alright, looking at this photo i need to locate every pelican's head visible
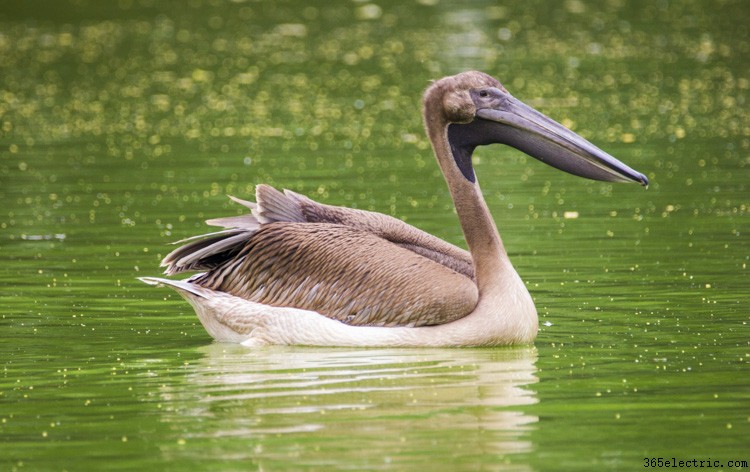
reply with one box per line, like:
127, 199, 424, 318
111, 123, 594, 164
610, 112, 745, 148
424, 71, 649, 186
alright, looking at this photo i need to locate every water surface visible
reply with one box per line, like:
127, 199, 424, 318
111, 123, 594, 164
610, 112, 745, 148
1, 0, 748, 470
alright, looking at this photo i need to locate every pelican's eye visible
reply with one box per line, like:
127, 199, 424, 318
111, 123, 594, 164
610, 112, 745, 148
478, 90, 489, 98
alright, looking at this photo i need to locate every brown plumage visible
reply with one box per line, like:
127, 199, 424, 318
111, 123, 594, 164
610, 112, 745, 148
164, 185, 478, 327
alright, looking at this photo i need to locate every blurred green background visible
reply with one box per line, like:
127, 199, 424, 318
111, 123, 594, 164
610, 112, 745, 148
1, 0, 748, 470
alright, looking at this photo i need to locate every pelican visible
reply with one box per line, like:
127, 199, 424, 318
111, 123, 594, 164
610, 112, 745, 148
140, 71, 647, 347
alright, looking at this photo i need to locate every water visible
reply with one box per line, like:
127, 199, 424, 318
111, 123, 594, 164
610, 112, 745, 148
2, 0, 748, 470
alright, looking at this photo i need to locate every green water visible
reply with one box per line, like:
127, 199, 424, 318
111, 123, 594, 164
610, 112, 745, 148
1, 0, 748, 470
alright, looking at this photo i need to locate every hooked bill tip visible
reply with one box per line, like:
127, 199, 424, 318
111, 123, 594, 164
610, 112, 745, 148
637, 173, 649, 187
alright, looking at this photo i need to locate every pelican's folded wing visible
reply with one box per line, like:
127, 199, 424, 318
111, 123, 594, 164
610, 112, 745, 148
258, 185, 475, 280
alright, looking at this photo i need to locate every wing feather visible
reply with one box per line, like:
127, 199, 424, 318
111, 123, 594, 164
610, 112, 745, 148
193, 223, 478, 327
162, 230, 250, 275
269, 185, 474, 279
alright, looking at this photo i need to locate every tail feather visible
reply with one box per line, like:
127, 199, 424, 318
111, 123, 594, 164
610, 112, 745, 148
139, 276, 210, 298
205, 214, 258, 229
227, 195, 257, 211
160, 185, 310, 276
255, 184, 306, 224
170, 228, 246, 245
162, 230, 250, 275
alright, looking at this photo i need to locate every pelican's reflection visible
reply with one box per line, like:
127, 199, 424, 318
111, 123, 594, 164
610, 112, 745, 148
158, 346, 538, 468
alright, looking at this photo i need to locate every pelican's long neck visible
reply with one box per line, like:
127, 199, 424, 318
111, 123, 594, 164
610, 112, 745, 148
423, 108, 509, 292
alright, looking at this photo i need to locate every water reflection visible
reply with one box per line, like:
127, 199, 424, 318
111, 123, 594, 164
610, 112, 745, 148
158, 345, 538, 468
